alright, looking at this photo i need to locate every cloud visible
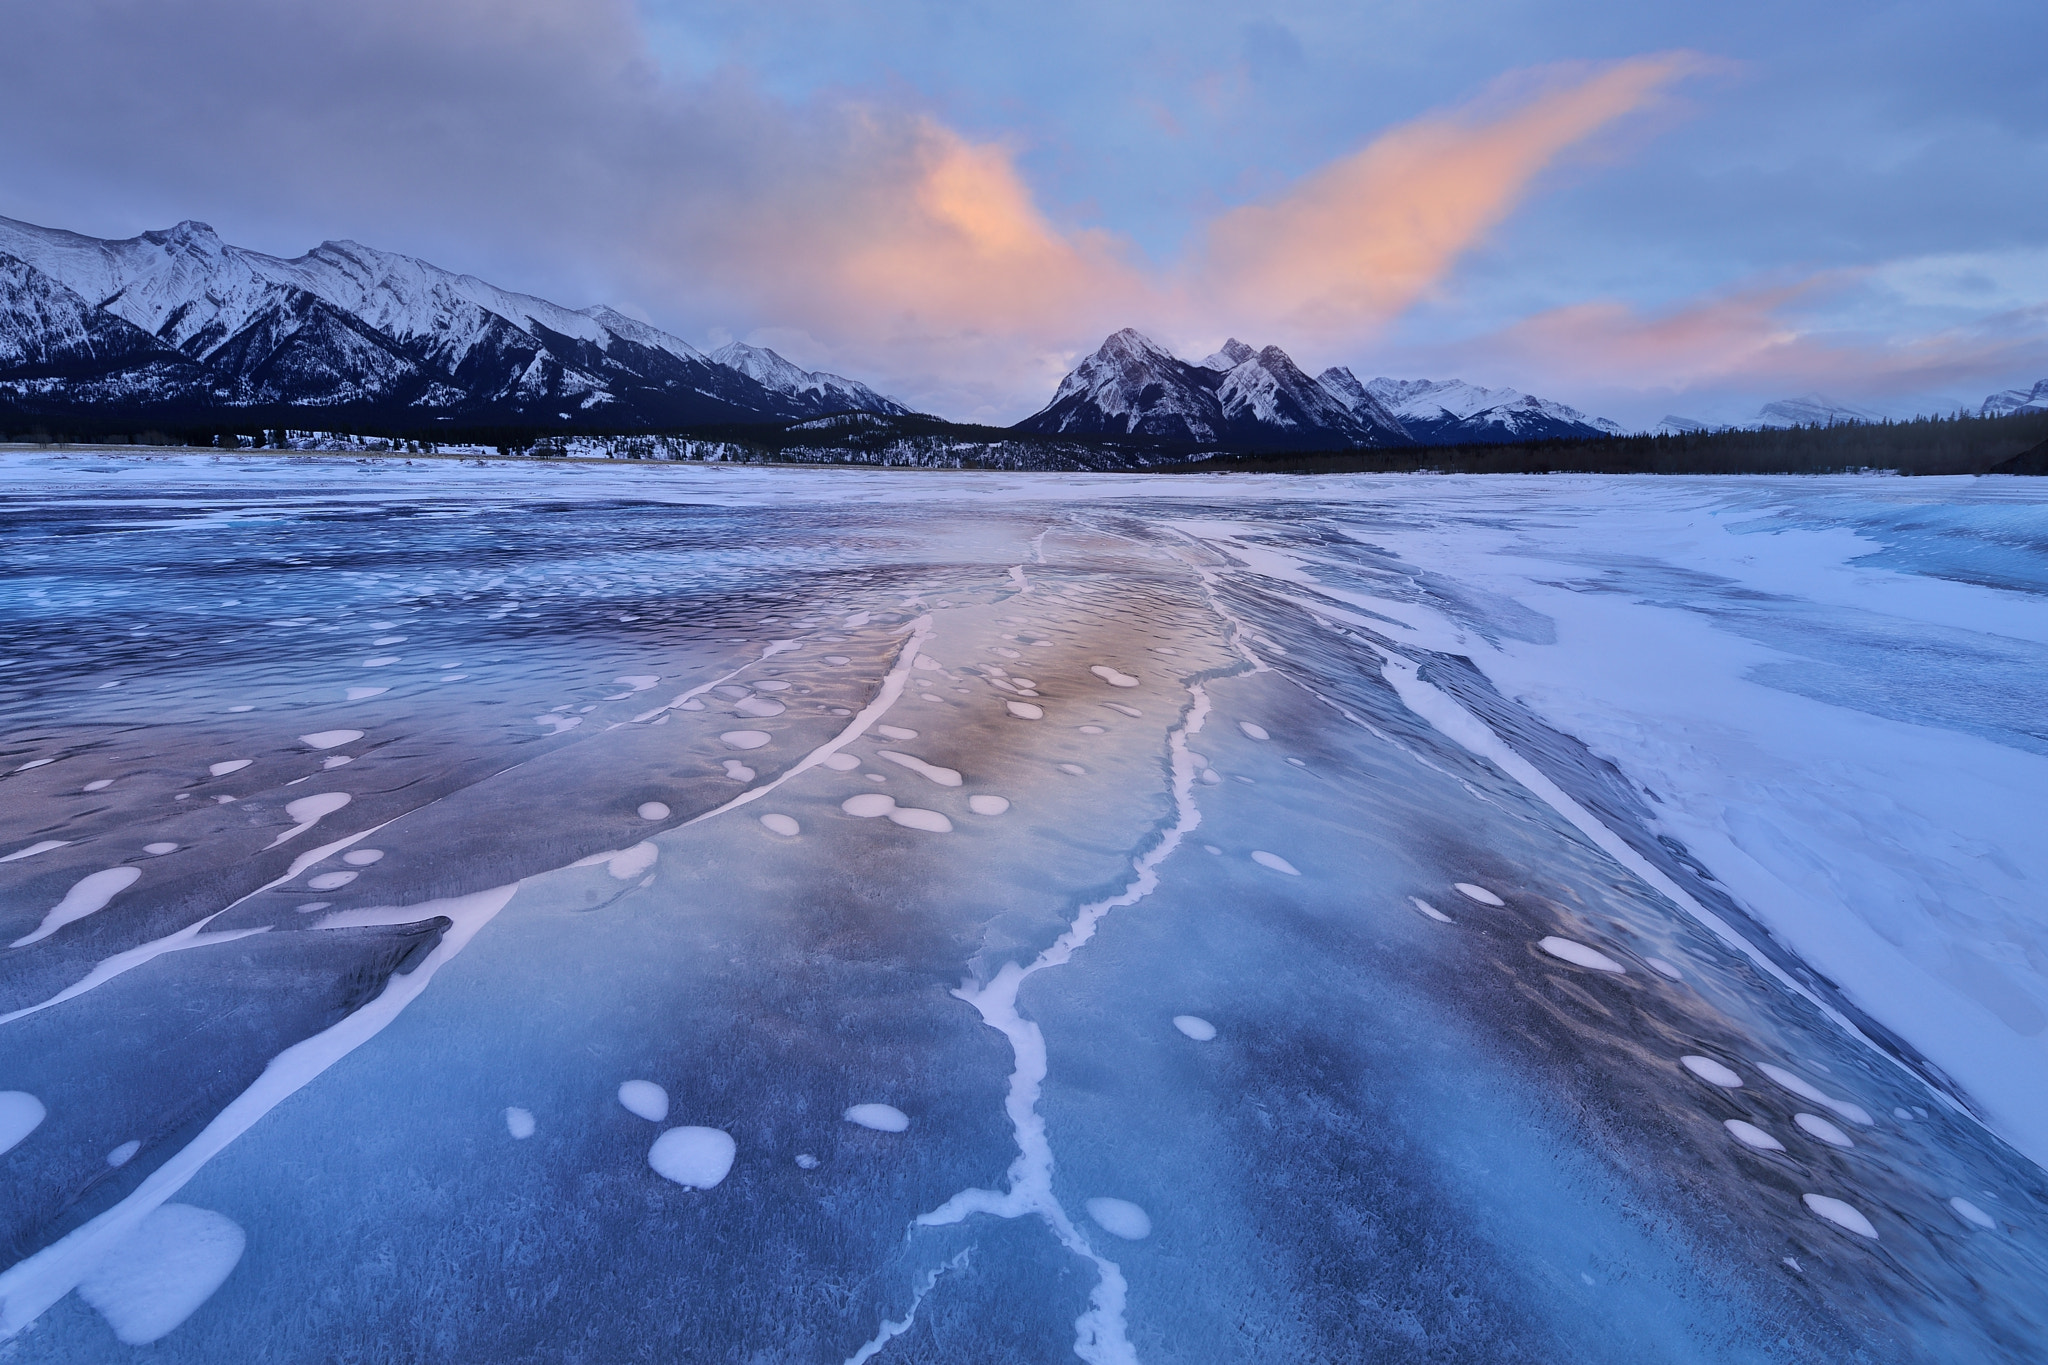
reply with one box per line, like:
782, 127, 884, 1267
0, 1, 1713, 418
1190, 54, 1718, 345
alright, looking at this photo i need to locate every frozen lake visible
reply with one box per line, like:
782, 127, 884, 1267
1, 452, 2044, 1362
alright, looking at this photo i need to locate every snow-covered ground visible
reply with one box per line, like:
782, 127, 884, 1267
0, 452, 2042, 1362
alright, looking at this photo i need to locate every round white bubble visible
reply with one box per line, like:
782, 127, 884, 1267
649, 1127, 736, 1189
844, 1103, 910, 1132
1681, 1055, 1744, 1088
618, 1080, 669, 1122
1086, 1197, 1152, 1240
1173, 1015, 1217, 1041
637, 801, 671, 821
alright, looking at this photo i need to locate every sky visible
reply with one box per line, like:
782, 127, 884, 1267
3, 0, 2045, 427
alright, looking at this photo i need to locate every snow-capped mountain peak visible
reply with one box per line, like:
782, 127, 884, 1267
709, 341, 911, 417
1754, 394, 1883, 428
1979, 379, 2048, 418
1347, 374, 1622, 444
1199, 338, 1256, 371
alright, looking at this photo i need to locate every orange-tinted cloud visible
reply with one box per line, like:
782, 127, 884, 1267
1190, 54, 1717, 344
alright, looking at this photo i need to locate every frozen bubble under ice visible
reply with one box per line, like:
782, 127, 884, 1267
143, 842, 177, 856
721, 760, 757, 781
1681, 1055, 1744, 1088
759, 813, 800, 837
208, 760, 252, 777
1950, 1197, 1996, 1230
107, 1139, 141, 1167
637, 801, 671, 821
76, 1204, 246, 1345
618, 1080, 670, 1122
505, 1108, 535, 1140
299, 729, 363, 750
721, 730, 772, 749
649, 1127, 735, 1189
876, 725, 918, 740
734, 697, 785, 717
84, 779, 113, 792
1724, 1119, 1783, 1151
1238, 721, 1269, 740
795, 1153, 820, 1170
842, 793, 896, 818
1058, 763, 1088, 776
1539, 937, 1626, 973
1794, 1113, 1853, 1148
342, 849, 383, 866
1647, 958, 1683, 979
1759, 1064, 1873, 1126
1173, 1015, 1217, 1041
844, 1103, 909, 1132
1409, 897, 1453, 924
1251, 850, 1299, 875
1006, 701, 1043, 719
1454, 882, 1504, 906
1802, 1194, 1878, 1239
967, 795, 1010, 815
1085, 1198, 1151, 1240
0, 1091, 46, 1155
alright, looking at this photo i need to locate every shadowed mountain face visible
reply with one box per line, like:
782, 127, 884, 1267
0, 216, 907, 428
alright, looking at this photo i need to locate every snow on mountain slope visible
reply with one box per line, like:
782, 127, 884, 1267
1980, 380, 2048, 418
710, 341, 912, 417
0, 213, 908, 425
1358, 375, 1624, 444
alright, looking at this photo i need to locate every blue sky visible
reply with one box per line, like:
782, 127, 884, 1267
3, 0, 2043, 424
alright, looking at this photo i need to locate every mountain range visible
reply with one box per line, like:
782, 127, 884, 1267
0, 216, 908, 428
1015, 329, 1624, 449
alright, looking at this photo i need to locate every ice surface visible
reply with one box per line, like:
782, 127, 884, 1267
648, 1127, 735, 1189
4, 458, 2044, 1363
0, 1092, 45, 1155
758, 814, 800, 837
75, 1204, 245, 1344
1682, 1056, 1744, 1088
1172, 1015, 1217, 1041
844, 1104, 910, 1132
618, 1081, 669, 1122
1085, 1198, 1152, 1240
12, 866, 142, 946
1540, 937, 1626, 973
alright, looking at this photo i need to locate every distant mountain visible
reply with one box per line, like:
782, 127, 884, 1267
1014, 330, 1408, 449
1980, 380, 2048, 418
1753, 394, 1884, 428
1351, 376, 1624, 445
0, 215, 906, 427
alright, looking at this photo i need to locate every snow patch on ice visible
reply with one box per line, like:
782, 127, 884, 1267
1238, 721, 1269, 740
1454, 882, 1504, 906
0, 840, 70, 863
1409, 897, 1453, 924
878, 750, 961, 786
1090, 665, 1139, 688
721, 730, 771, 749
1682, 1055, 1744, 1088
1724, 1119, 1783, 1151
0, 1092, 46, 1155
299, 730, 362, 749
1794, 1113, 1853, 1148
1802, 1194, 1878, 1239
1250, 850, 1299, 875
1950, 1197, 1996, 1230
12, 867, 143, 947
968, 795, 1010, 815
345, 687, 388, 701
637, 802, 671, 821
1007, 701, 1043, 719
759, 814, 800, 837
1759, 1064, 1873, 1126
263, 791, 351, 849
75, 1204, 245, 1345
207, 760, 251, 777
1540, 937, 1626, 973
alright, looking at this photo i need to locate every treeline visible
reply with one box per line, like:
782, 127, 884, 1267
1178, 409, 2048, 476
5, 405, 2046, 476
